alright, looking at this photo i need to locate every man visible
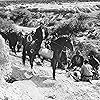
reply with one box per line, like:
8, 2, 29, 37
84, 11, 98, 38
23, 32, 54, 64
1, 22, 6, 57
81, 60, 93, 82
88, 53, 100, 80
69, 50, 84, 70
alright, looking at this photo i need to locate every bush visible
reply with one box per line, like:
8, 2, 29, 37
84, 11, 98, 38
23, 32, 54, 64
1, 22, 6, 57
10, 8, 32, 26
0, 18, 14, 31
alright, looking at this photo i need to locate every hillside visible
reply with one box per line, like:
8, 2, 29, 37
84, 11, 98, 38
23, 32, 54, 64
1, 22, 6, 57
0, 51, 100, 100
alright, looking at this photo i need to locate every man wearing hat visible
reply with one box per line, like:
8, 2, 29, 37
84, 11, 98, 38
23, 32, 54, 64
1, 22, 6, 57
81, 59, 93, 82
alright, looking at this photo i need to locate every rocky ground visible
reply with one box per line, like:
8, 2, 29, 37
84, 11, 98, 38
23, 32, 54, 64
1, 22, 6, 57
0, 50, 100, 100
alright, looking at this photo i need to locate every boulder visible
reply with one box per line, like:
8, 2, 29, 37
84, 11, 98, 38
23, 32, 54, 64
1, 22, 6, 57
0, 35, 12, 83
5, 80, 44, 100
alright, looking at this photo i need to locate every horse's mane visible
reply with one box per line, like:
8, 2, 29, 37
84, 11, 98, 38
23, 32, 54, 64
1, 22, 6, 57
54, 35, 71, 42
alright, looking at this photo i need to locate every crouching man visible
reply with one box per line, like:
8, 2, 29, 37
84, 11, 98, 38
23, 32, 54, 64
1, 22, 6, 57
81, 60, 93, 83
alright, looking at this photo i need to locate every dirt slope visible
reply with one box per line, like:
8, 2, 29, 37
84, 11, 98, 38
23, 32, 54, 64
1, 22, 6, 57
0, 51, 100, 100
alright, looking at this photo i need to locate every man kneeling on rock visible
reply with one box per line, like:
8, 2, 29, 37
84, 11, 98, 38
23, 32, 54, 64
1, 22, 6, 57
81, 60, 93, 83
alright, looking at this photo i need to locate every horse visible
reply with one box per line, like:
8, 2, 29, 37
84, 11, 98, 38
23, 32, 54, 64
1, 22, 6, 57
50, 36, 73, 79
22, 25, 49, 69
1, 29, 23, 54
6, 30, 22, 54
22, 24, 73, 79
40, 35, 70, 69
0, 30, 17, 51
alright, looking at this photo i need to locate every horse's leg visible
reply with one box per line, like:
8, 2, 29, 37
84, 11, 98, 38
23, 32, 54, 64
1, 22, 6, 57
13, 45, 16, 54
9, 41, 16, 54
29, 55, 34, 69
9, 42, 13, 52
29, 54, 37, 74
22, 45, 26, 65
56, 50, 65, 70
51, 58, 57, 80
51, 50, 62, 79
17, 43, 22, 52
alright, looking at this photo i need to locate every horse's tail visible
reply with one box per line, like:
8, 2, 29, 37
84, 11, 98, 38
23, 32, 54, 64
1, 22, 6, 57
22, 45, 26, 65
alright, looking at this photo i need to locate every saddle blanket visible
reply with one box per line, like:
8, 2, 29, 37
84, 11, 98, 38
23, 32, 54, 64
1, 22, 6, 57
39, 48, 53, 59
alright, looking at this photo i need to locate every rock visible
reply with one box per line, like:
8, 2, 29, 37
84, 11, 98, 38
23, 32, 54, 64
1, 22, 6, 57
11, 67, 27, 81
5, 80, 44, 100
0, 35, 8, 65
0, 35, 12, 83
